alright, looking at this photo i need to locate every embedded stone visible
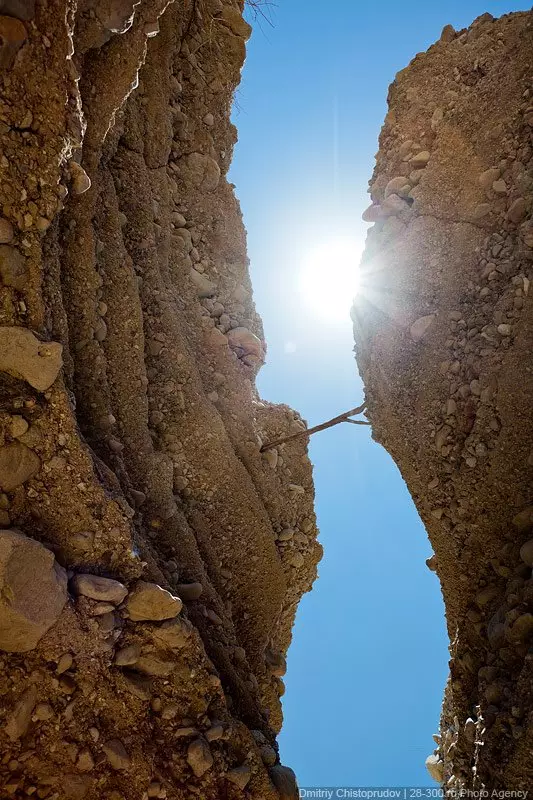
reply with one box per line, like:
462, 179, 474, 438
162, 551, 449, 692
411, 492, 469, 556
0, 530, 67, 652
102, 739, 130, 770
0, 327, 63, 391
519, 539, 533, 567
69, 162, 91, 195
126, 580, 182, 621
410, 314, 435, 342
409, 150, 430, 168
0, 245, 28, 288
5, 685, 37, 740
507, 197, 527, 224
513, 507, 533, 532
180, 152, 220, 192
0, 15, 26, 69
176, 581, 203, 601
190, 268, 216, 298
187, 738, 213, 777
268, 765, 299, 799
150, 616, 191, 649
425, 754, 444, 783
225, 764, 251, 790
0, 442, 40, 491
227, 327, 263, 359
0, 0, 35, 20
70, 573, 128, 604
220, 5, 252, 38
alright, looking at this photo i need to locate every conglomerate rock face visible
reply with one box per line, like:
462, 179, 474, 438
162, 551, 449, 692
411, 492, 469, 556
0, 1, 321, 797
354, 9, 533, 793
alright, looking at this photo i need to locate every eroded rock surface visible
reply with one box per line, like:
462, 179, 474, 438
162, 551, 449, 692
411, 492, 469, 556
355, 9, 533, 792
0, 1, 320, 797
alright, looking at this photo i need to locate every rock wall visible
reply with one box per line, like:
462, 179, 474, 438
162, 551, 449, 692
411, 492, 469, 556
0, 1, 321, 798
354, 9, 533, 792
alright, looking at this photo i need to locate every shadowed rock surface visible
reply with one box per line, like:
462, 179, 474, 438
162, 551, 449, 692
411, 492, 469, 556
0, 1, 319, 797
355, 9, 533, 792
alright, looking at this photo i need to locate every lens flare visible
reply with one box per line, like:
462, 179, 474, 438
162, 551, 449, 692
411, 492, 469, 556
299, 238, 363, 322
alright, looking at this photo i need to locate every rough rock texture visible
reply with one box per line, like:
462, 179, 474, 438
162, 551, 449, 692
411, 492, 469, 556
355, 9, 533, 792
0, 1, 320, 797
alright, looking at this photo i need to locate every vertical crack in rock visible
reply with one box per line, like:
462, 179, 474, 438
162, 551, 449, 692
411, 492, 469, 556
354, 9, 533, 792
0, 1, 319, 797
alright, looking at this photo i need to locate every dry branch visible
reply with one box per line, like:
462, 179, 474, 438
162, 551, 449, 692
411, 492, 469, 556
260, 402, 369, 452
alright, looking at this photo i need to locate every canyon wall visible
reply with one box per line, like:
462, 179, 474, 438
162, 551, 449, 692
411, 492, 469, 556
355, 9, 533, 792
0, 1, 321, 797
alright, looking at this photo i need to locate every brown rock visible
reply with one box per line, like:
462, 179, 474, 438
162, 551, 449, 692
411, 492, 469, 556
71, 573, 128, 604
519, 539, 533, 566
114, 643, 141, 666
225, 764, 251, 790
180, 152, 220, 192
150, 617, 191, 649
0, 220, 14, 243
0, 442, 40, 491
102, 739, 130, 770
126, 580, 182, 621
0, 327, 63, 391
0, 247, 29, 292
507, 197, 527, 224
0, 15, 26, 69
219, 5, 252, 39
176, 581, 203, 601
69, 162, 91, 195
410, 315, 435, 342
187, 737, 213, 777
5, 685, 37, 740
269, 765, 299, 799
0, 0, 35, 20
0, 530, 67, 652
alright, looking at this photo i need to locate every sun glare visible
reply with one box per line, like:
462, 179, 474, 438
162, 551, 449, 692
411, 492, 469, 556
299, 237, 363, 322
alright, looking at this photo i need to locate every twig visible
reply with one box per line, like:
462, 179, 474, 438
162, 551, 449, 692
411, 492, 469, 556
260, 402, 368, 452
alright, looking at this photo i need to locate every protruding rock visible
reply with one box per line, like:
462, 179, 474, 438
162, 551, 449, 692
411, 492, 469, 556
0, 15, 26, 69
425, 754, 444, 783
268, 765, 299, 799
519, 539, 533, 566
225, 764, 251, 790
126, 580, 182, 621
5, 685, 37, 740
180, 152, 220, 192
187, 738, 213, 777
227, 327, 263, 360
176, 581, 203, 601
513, 507, 533, 532
410, 314, 435, 342
150, 616, 191, 650
0, 247, 29, 292
0, 442, 40, 491
440, 24, 456, 42
0, 530, 67, 652
0, 0, 35, 20
507, 197, 527, 224
102, 739, 130, 770
409, 150, 430, 168
190, 268, 216, 298
0, 327, 63, 391
69, 162, 91, 195
220, 5, 252, 39
71, 574, 128, 604
115, 643, 141, 666
0, 220, 14, 244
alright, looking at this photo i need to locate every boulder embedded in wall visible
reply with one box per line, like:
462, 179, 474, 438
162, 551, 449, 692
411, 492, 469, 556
0, 529, 67, 652
125, 580, 183, 621
0, 327, 63, 391
0, 441, 40, 492
268, 765, 299, 799
179, 152, 221, 192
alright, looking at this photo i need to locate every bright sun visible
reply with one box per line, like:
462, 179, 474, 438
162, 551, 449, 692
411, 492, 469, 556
298, 237, 363, 322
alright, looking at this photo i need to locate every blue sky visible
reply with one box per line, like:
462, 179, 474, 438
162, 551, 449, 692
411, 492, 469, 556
230, 1, 530, 787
